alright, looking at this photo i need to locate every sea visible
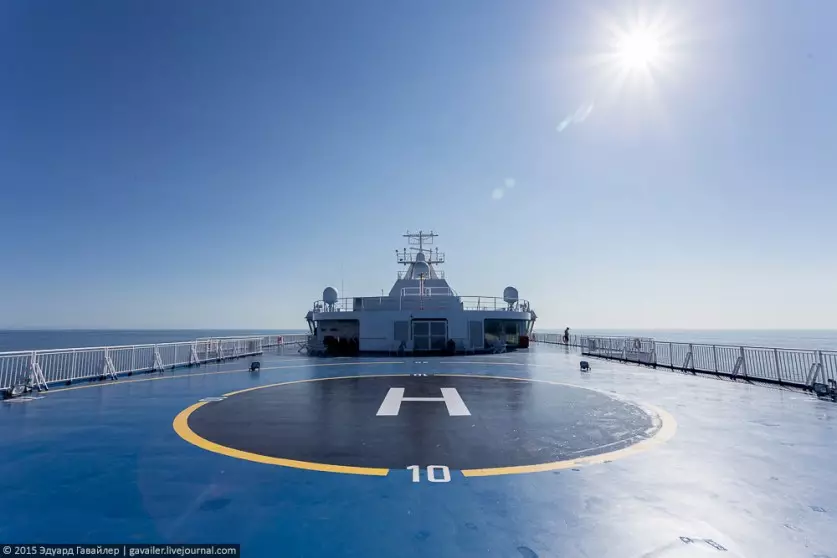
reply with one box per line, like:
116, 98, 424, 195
0, 329, 307, 353
1, 328, 837, 353
540, 329, 837, 351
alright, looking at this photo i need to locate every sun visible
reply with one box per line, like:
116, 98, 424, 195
586, 7, 682, 107
617, 29, 661, 69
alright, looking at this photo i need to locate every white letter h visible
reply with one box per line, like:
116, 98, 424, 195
376, 387, 471, 416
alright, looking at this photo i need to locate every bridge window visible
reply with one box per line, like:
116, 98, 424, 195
484, 319, 525, 348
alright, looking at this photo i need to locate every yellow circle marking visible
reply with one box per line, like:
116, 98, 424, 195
174, 374, 409, 476
433, 373, 678, 476
172, 371, 677, 477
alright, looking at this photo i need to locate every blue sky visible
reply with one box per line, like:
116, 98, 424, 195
1, 0, 835, 329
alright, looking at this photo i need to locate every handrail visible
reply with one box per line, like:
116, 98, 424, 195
311, 295, 532, 312
198, 334, 307, 348
398, 270, 445, 280
400, 286, 453, 297
531, 333, 837, 389
0, 335, 284, 392
0, 334, 316, 392
0, 339, 229, 356
260, 334, 309, 347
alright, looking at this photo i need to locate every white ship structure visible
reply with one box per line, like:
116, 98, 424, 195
304, 230, 536, 355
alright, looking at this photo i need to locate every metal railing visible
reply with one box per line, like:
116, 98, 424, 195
1, 336, 267, 393
458, 296, 531, 312
197, 334, 309, 349
532, 333, 837, 390
581, 336, 657, 365
312, 295, 533, 313
400, 286, 454, 297
530, 332, 584, 346
398, 270, 446, 279
258, 334, 309, 348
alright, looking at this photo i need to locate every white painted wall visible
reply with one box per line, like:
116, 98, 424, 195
358, 313, 401, 351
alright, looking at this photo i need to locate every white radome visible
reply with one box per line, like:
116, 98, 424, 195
503, 286, 519, 305
323, 287, 338, 305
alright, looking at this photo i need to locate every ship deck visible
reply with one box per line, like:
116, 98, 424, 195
1, 344, 835, 557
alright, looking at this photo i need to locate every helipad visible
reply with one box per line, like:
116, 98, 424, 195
174, 373, 674, 476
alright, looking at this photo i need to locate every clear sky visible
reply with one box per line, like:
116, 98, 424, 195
1, 0, 835, 330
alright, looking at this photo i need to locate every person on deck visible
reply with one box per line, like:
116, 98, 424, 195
563, 327, 570, 344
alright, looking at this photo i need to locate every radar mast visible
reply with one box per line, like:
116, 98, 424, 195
396, 229, 445, 266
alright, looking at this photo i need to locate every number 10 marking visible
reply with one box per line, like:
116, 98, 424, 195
407, 465, 451, 483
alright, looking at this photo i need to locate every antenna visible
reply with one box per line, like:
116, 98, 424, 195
341, 263, 344, 300
398, 230, 445, 265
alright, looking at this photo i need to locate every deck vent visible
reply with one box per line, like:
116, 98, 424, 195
813, 381, 836, 401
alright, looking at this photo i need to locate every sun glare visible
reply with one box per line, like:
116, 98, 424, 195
585, 7, 683, 108
617, 30, 661, 69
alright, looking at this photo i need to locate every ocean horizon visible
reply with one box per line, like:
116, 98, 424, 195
1, 328, 837, 353
0, 329, 307, 353
538, 328, 837, 351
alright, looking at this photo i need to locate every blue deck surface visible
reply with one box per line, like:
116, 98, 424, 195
1, 345, 835, 557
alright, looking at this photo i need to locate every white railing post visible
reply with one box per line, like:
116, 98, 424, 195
28, 351, 48, 391
153, 345, 164, 372
818, 350, 825, 383
712, 345, 718, 374
190, 343, 200, 365
685, 344, 694, 372
102, 348, 117, 380
806, 350, 825, 386
739, 346, 747, 378
773, 348, 782, 383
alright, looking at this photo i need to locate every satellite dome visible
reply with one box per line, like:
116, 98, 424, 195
416, 251, 426, 262
323, 287, 338, 305
503, 286, 519, 304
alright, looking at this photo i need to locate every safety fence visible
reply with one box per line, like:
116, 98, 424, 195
580, 336, 657, 366
650, 340, 837, 388
199, 334, 309, 350
530, 332, 585, 347
532, 333, 837, 389
311, 295, 532, 313
0, 336, 275, 393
